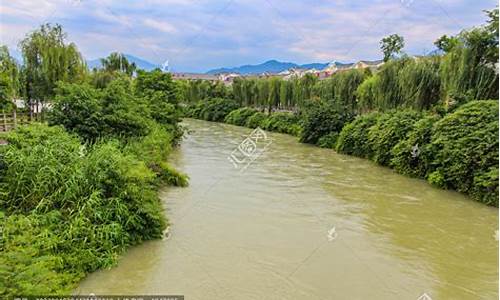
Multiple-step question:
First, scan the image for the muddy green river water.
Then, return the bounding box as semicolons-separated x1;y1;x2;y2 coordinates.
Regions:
77;119;498;299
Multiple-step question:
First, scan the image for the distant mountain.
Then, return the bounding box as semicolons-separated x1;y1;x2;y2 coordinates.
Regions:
206;60;330;75
87;54;160;71
299;63;330;70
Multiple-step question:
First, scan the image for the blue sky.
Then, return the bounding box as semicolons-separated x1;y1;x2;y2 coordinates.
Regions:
0;0;497;72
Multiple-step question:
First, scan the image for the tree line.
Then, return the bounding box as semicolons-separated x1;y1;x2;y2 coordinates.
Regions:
180;8;498;115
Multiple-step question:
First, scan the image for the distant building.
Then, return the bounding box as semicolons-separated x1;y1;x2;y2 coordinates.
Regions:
319;59;384;78
218;73;241;85
13;99;50;113
324;61;354;74
352;60;384;70
172;58;386;83
172;73;219;81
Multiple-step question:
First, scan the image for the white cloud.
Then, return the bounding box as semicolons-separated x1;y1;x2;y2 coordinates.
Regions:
143;18;178;34
0;0;57;18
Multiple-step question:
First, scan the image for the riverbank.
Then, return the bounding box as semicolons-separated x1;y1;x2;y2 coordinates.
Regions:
0;71;188;297
185;99;499;206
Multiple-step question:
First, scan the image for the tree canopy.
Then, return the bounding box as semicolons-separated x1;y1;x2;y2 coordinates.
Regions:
0;46;19;109
380;34;405;62
19;23;87;103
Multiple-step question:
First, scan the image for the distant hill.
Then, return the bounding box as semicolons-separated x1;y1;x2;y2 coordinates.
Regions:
87;54;160;71
206;59;330;75
299;63;330;70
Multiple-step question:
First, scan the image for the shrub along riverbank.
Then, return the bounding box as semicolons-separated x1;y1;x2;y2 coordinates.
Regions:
0;71;187;296
185;98;498;206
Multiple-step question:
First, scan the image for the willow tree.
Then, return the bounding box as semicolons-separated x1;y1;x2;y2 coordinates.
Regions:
398;57;441;110
257;79;270;108
0;46;20;109
268;77;281;111
439;9;499;106
311;69;367;112
299;73;318;104
232;77;244;105
279;80;293;109
20;23;87;112
100;52;136;76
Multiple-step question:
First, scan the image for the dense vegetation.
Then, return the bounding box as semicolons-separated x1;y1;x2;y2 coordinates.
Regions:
185;100;302;136
186;97;240;122
299;101;354;144
183;9;499;205
427;101;499;205
334;103;499;206
0;25;187;296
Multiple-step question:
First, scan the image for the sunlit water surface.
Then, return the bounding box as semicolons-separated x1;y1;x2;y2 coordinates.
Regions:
77;119;498;299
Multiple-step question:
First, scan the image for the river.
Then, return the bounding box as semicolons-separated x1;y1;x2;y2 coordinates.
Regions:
77;118;498;299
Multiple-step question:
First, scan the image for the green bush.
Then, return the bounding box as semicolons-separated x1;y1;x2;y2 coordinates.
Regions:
0;123;183;296
48;83;104;141
224;107;258;126
185;102;203;118
187;98;240;122
391;114;441;178
0;124;84;213
157;161;189;187
261;112;301;136
300;101;354;144
367;110;422;166
428;100;498;205
246;111;268;128
335;112;381;157
50;80;152;142
318;132;339;148
99;80;153;139
1;211;77;295
134;70;183;144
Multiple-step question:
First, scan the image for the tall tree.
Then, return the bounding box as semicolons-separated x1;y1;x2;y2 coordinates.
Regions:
20;23;86;110
0;46;20;109
268;77;281;111
100;52;137;76
434;35;460;53
380;34;405;62
439;8;499;103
